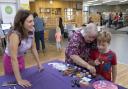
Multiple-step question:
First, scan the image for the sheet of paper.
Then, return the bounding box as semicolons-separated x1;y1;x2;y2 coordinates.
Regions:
48;62;68;71
81;77;92;82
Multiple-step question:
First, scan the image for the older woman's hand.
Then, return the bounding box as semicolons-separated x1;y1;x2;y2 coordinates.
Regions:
87;65;96;75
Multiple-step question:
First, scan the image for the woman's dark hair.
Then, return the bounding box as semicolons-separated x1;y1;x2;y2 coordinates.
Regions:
59;17;62;23
119;12;122;17
33;12;38;18
13;9;32;39
59;17;64;34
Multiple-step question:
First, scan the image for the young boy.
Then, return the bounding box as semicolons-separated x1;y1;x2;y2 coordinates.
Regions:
90;30;117;83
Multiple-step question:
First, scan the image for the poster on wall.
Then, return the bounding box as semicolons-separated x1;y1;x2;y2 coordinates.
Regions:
1;3;16;24
19;0;30;10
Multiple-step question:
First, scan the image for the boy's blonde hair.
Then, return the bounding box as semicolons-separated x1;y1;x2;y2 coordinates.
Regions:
97;30;111;44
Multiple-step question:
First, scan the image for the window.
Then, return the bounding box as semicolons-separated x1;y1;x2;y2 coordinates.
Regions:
64;8;75;21
83;6;89;12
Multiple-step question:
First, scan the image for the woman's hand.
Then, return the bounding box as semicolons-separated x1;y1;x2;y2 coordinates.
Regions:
18;79;31;88
37;63;44;72
87;65;96;76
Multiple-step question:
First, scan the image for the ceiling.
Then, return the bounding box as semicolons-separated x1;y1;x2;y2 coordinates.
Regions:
62;0;128;6
61;0;82;1
30;0;128;6
83;0;128;6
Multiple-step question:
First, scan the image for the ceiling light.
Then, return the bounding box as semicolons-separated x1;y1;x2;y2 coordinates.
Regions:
102;0;111;3
93;3;102;6
87;2;93;4
88;0;98;3
120;0;127;2
49;0;53;4
88;1;95;3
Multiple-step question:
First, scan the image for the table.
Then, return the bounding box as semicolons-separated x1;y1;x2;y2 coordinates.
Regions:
0;60;127;89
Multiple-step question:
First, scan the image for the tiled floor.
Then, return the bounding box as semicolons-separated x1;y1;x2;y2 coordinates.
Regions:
110;34;128;64
0;27;128;88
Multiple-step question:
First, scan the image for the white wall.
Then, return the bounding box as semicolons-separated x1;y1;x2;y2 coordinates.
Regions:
83;3;89;24
0;0;17;24
0;0;16;3
0;3;16;24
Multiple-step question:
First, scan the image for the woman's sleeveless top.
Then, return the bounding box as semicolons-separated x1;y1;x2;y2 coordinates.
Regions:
5;30;34;57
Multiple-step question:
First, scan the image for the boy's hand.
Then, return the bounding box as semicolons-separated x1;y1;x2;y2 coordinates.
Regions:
94;59;101;66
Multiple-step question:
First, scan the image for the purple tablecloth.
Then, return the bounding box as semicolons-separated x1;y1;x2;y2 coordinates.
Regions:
0;60;127;89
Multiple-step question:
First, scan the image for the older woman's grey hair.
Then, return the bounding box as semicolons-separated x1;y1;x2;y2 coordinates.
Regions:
83;23;98;43
83;23;98;36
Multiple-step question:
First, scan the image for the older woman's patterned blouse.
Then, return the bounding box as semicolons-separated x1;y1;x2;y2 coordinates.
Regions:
65;30;97;65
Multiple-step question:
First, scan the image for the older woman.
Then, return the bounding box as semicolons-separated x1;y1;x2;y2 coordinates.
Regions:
65;23;98;75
